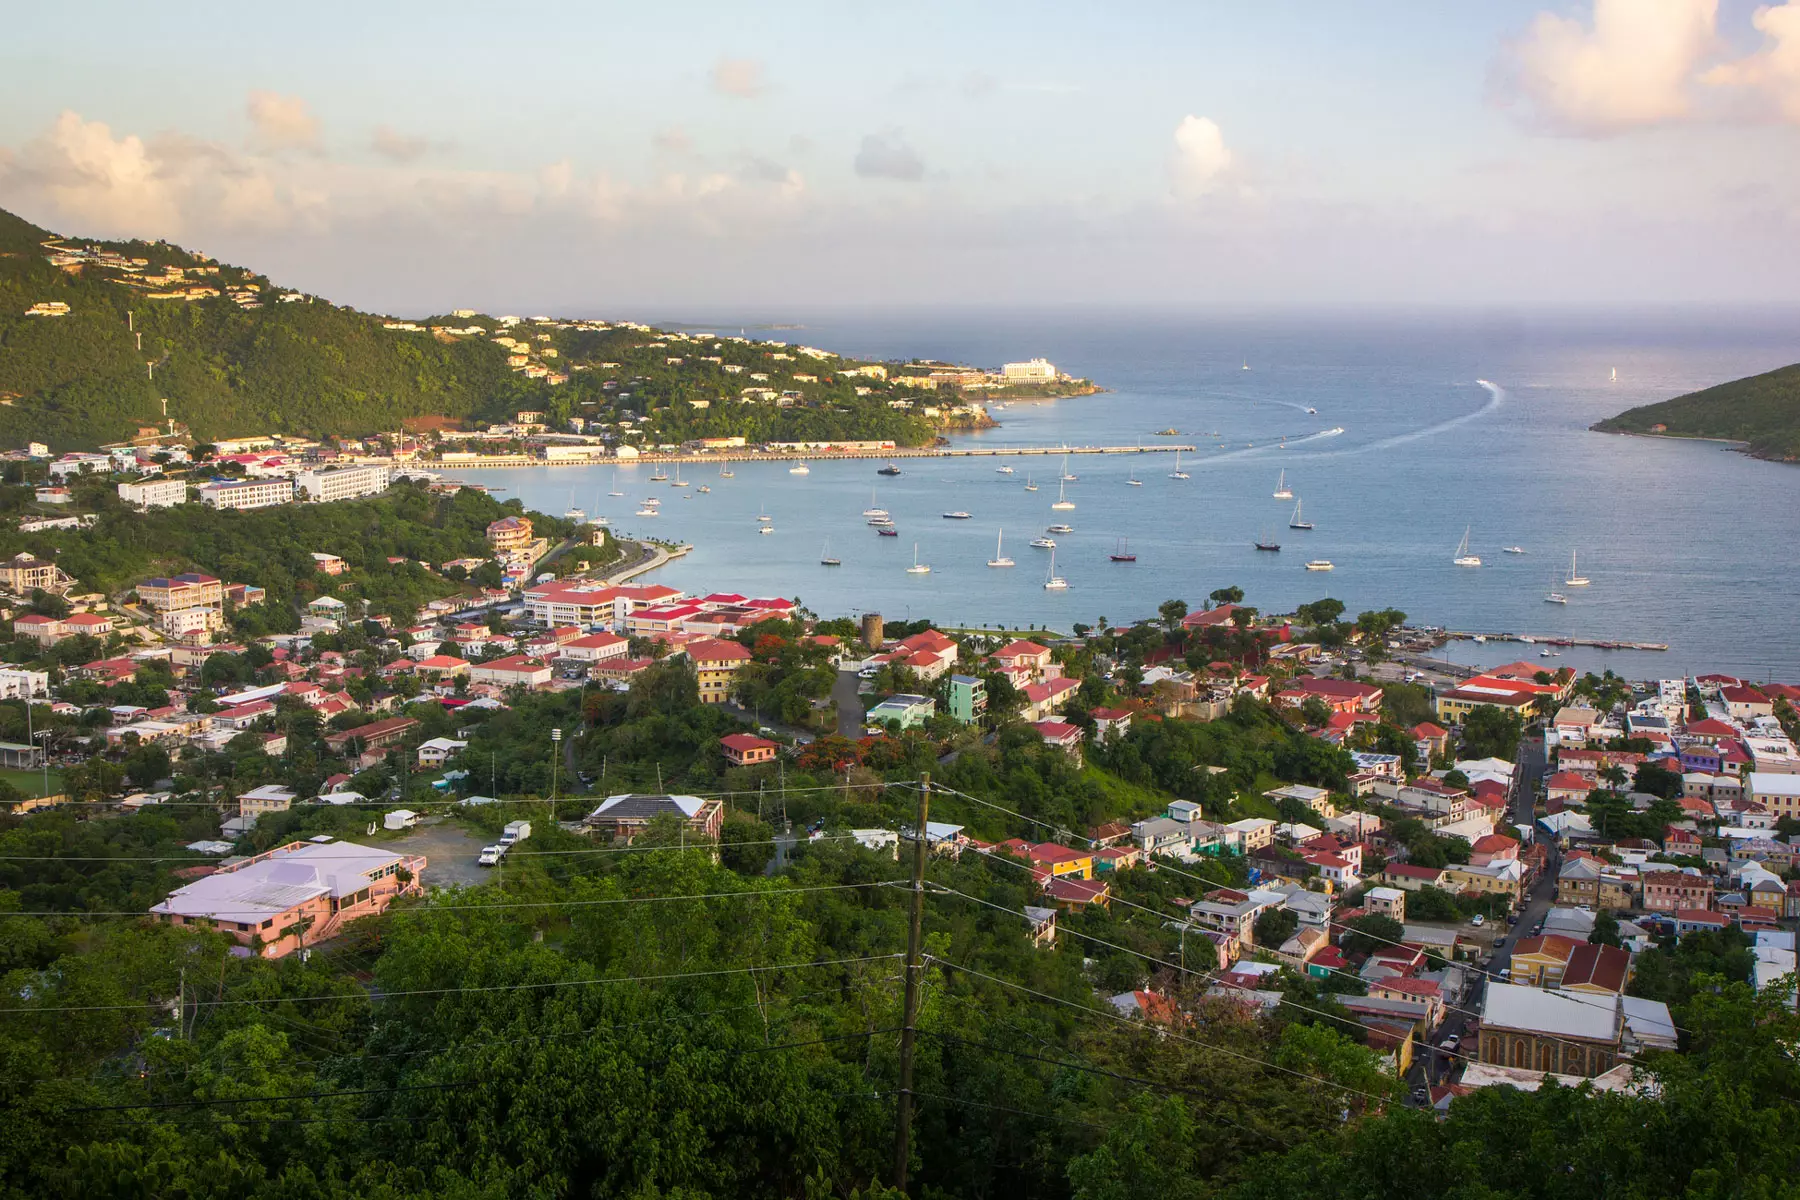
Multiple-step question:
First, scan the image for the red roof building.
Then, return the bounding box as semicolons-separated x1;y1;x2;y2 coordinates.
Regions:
719;733;778;767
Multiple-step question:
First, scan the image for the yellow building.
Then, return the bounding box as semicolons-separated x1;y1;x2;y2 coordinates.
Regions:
686;637;752;704
1507;934;1582;987
485;515;535;555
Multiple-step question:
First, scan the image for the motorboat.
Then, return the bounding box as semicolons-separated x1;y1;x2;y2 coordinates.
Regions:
995;465;1014;475
878;462;903;476
1304;560;1334;571
759;526;775;535
1503;546;1525;554
635;507;658;517
696;485;710;494
1047;523;1073;534
877;528;899;537
788;461;810;475
942;511;973;520
1030;536;1056;549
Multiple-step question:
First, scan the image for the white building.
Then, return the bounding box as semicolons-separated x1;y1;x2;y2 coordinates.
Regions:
157;607;225;638
1001;358;1058;382
118;478;189;509
198;478;295;511
295;464;391;503
0;668;50;699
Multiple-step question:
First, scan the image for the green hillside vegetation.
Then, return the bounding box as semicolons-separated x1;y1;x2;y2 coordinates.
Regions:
0;207;945;451
1593;361;1800;461
0;481;578;630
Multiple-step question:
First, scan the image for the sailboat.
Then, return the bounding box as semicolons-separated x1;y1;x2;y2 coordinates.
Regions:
608;471;624;497
1024;474;1039;492
906;543;931;574
995;464;1014;475
719;462;734;479
1544;576;1568;604
820;538;840;566
649;465;669;482
863;489;889;518
1610;367;1617;382
1059;451;1077;482
1565;550;1591;587
1127;473;1143;486
1453;526;1482;567
788;460;810;475
1254;531;1281;552
1168;451;1189;480
1051;479;1075;511
756;500;771;523
1042;548;1069;590
987;530;1015;568
1242;360;1250;371
670;464;688;487
1272;470;1292;500
1288;499;1313;530
1109;537;1136;563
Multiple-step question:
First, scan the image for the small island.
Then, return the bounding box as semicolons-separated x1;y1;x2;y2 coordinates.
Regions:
1593;362;1800;463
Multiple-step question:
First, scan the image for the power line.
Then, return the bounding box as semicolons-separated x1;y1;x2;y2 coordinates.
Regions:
0;951;900;1017
0;833;869;864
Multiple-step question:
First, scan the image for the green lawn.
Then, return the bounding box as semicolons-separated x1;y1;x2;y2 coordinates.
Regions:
1;767;65;798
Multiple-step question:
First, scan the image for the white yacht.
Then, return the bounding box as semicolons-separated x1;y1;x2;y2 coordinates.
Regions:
608;471;624;497
1288;499;1313;531
987;530;1015;568
1128;474;1142;487
1503;546;1525;554
1042;548;1069;590
1565;550;1591;587
669;464;688;487
1168;451;1189;480
1453;526;1482;567
1023;475;1039;492
1051;479;1075;511
995;465;1014;475
1030;536;1056;549
906;543;931;574
788;461;810;475
635;507;658;517
1047;523;1073;534
863;488;887;519
1304;560;1334;571
1272;469;1292;500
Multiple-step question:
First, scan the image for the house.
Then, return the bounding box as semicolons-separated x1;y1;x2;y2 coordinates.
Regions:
1559;943;1632;995
1545;771;1593;806
1043;876;1110;909
947;674;987;724
1509;933;1583;986
0;552;68;595
1019;677;1080;722
468;656;554;689
1265;783;1336;817
558;632;631;663
583;793;725;844
1381;862;1448;891
1030;720;1084;761
1468;833;1520;867
1224;817;1276;851
323;716;420;760
1641;869;1714;912
1089;706;1132;740
1550;706;1602;746
685;637;752;704
1003;840;1095;881
1365;885;1406;922
1747;773;1800;823
865;694;935;731
1276;676;1384;714
416;737;467;767
1024;905;1058;948
720;733;778;767
989;638;1057;683
1131;816;1192;856
236;783;297;823
150;839;426;958
1720;684;1774;720
1412;722;1450;762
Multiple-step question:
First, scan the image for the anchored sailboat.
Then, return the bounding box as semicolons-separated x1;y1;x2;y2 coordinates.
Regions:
1453;526;1481;567
1566;550;1591;587
1272;470;1292;500
1051;479;1075;511
988;530;1015;568
1043;548;1069;590
1110;537;1136;563
1168;451;1189;480
1288;500;1313;530
820;538;840;566
906;543;931;574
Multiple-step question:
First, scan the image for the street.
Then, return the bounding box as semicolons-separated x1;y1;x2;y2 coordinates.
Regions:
830;668;865;738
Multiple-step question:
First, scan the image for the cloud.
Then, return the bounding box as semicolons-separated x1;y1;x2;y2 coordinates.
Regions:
960;72;999;100
710;57;768;99
1169;115;1232;197
1704;1;1800;123
853;130;924;182
653;126;694;154
370;125;430;163
246;90;322;152
1505;0;1717;134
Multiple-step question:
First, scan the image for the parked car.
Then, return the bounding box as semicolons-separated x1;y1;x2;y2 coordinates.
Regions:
1440;1034;1461;1051
1470;914;1485;927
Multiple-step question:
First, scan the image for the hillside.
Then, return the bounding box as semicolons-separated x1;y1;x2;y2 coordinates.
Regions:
1593;362;1800;462
0;206;940;451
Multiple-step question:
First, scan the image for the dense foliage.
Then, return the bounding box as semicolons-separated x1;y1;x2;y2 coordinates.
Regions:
1595;360;1800;461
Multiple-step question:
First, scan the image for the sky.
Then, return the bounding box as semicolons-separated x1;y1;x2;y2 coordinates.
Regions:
1;0;1798;316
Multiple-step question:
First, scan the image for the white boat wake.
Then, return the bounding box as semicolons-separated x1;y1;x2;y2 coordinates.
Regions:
1272;380;1504;461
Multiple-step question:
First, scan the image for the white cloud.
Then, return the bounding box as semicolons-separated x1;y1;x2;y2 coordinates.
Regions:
1507;0;1717;134
246;90;322;152
1170;115;1232;197
1704;1;1800;123
853;130;924;182
653;126;694;154
710;57;768;99
371;125;429;163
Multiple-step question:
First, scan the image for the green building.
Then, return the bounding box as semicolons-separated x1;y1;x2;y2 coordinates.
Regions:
947;674;987;725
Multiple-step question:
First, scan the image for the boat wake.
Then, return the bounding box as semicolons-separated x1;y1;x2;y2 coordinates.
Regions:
1275;380;1504;461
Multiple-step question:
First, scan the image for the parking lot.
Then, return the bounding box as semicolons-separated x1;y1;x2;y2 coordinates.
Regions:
386;819;490;889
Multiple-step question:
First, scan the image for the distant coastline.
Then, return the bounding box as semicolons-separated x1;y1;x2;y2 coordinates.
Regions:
1592;360;1800;464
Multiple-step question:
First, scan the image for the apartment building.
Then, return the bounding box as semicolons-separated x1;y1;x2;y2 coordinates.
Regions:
118;478;189;508
198;478;295;510
295;464;391;503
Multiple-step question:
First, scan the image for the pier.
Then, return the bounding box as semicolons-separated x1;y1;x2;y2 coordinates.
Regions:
1443;631;1669;652
435;444;1195;470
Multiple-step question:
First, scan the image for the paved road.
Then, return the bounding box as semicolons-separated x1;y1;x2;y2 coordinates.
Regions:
1515;734;1548;827
831;669;866;738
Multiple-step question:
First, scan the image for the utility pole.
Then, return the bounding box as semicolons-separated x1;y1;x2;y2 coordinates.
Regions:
894;772;930;1192
551;728;562;832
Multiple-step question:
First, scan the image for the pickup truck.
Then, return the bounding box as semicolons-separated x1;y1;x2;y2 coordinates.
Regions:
477;845;503;867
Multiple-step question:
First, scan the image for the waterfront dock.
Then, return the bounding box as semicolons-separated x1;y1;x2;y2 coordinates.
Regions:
436;443;1196;470
1443;631;1669;652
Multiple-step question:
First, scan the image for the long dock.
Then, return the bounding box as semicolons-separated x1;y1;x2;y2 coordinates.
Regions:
1444;631;1669;652
436;443;1194;469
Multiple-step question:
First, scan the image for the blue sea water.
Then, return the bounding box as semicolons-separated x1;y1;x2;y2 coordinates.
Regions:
481;308;1800;681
